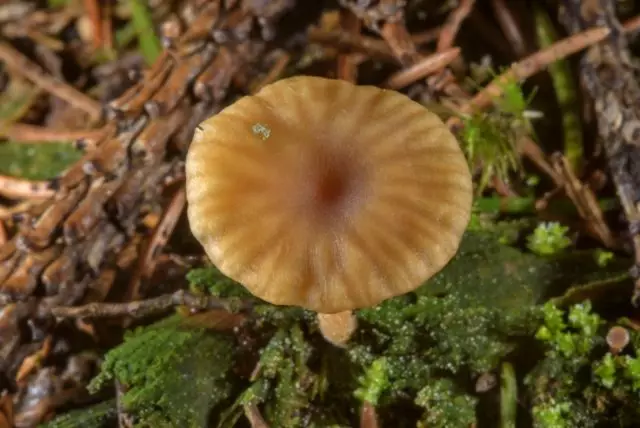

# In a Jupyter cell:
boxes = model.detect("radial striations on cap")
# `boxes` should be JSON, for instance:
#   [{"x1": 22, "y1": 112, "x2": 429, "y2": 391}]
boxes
[{"x1": 186, "y1": 76, "x2": 473, "y2": 313}]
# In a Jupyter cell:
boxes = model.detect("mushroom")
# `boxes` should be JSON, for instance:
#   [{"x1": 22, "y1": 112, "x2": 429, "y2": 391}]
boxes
[
  {"x1": 185, "y1": 76, "x2": 472, "y2": 346},
  {"x1": 606, "y1": 325, "x2": 630, "y2": 355}
]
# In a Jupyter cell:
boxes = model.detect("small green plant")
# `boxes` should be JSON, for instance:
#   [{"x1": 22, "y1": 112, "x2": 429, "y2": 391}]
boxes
[
  {"x1": 527, "y1": 222, "x2": 572, "y2": 256},
  {"x1": 415, "y1": 379, "x2": 477, "y2": 428},
  {"x1": 534, "y1": 301, "x2": 602, "y2": 361},
  {"x1": 461, "y1": 112, "x2": 519, "y2": 194},
  {"x1": 593, "y1": 352, "x2": 617, "y2": 388},
  {"x1": 460, "y1": 72, "x2": 535, "y2": 195},
  {"x1": 532, "y1": 400, "x2": 572, "y2": 428},
  {"x1": 354, "y1": 358, "x2": 389, "y2": 405},
  {"x1": 594, "y1": 249, "x2": 614, "y2": 267},
  {"x1": 528, "y1": 302, "x2": 640, "y2": 427}
]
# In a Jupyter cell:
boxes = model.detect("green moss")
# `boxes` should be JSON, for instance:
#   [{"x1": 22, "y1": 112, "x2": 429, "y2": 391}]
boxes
[
  {"x1": 187, "y1": 267, "x2": 253, "y2": 300},
  {"x1": 39, "y1": 400, "x2": 117, "y2": 428},
  {"x1": 460, "y1": 71, "x2": 534, "y2": 195},
  {"x1": 531, "y1": 400, "x2": 573, "y2": 428},
  {"x1": 88, "y1": 315, "x2": 236, "y2": 428},
  {"x1": 0, "y1": 142, "x2": 82, "y2": 180},
  {"x1": 527, "y1": 302, "x2": 640, "y2": 427},
  {"x1": 527, "y1": 222, "x2": 572, "y2": 256},
  {"x1": 354, "y1": 357, "x2": 389, "y2": 405},
  {"x1": 86, "y1": 230, "x2": 633, "y2": 426},
  {"x1": 415, "y1": 379, "x2": 477, "y2": 428}
]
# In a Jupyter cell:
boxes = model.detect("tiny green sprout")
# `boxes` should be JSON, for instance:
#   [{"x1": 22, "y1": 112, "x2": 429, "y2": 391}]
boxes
[
  {"x1": 526, "y1": 222, "x2": 572, "y2": 256},
  {"x1": 415, "y1": 379, "x2": 477, "y2": 428},
  {"x1": 593, "y1": 353, "x2": 617, "y2": 388},
  {"x1": 594, "y1": 249, "x2": 614, "y2": 267},
  {"x1": 252, "y1": 123, "x2": 271, "y2": 141},
  {"x1": 623, "y1": 356, "x2": 640, "y2": 391},
  {"x1": 532, "y1": 400, "x2": 572, "y2": 428},
  {"x1": 540, "y1": 302, "x2": 567, "y2": 333},
  {"x1": 495, "y1": 74, "x2": 537, "y2": 122},
  {"x1": 460, "y1": 69, "x2": 537, "y2": 196},
  {"x1": 526, "y1": 175, "x2": 540, "y2": 187},
  {"x1": 567, "y1": 301, "x2": 600, "y2": 336},
  {"x1": 466, "y1": 211, "x2": 484, "y2": 231},
  {"x1": 354, "y1": 357, "x2": 389, "y2": 406},
  {"x1": 535, "y1": 302, "x2": 602, "y2": 360},
  {"x1": 535, "y1": 325, "x2": 553, "y2": 341}
]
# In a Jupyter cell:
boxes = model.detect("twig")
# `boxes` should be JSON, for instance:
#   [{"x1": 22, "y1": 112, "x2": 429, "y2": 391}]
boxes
[
  {"x1": 50, "y1": 289, "x2": 252, "y2": 319},
  {"x1": 456, "y1": 25, "x2": 611, "y2": 115},
  {"x1": 0, "y1": 42, "x2": 102, "y2": 121},
  {"x1": 337, "y1": 8, "x2": 361, "y2": 82},
  {"x1": 360, "y1": 402, "x2": 379, "y2": 428},
  {"x1": 551, "y1": 153, "x2": 616, "y2": 248},
  {"x1": 126, "y1": 186, "x2": 186, "y2": 302},
  {"x1": 411, "y1": 26, "x2": 442, "y2": 45},
  {"x1": 102, "y1": 0, "x2": 113, "y2": 50},
  {"x1": 253, "y1": 51, "x2": 290, "y2": 92},
  {"x1": 380, "y1": 18, "x2": 419, "y2": 65},
  {"x1": 0, "y1": 123, "x2": 104, "y2": 144},
  {"x1": 384, "y1": 47, "x2": 460, "y2": 89},
  {"x1": 454, "y1": 15, "x2": 640, "y2": 118},
  {"x1": 518, "y1": 136, "x2": 563, "y2": 186},
  {"x1": 308, "y1": 27, "x2": 442, "y2": 62},
  {"x1": 0, "y1": 175, "x2": 54, "y2": 200},
  {"x1": 244, "y1": 403, "x2": 270, "y2": 428},
  {"x1": 307, "y1": 28, "x2": 395, "y2": 61},
  {"x1": 0, "y1": 221, "x2": 6, "y2": 245},
  {"x1": 0, "y1": 391, "x2": 14, "y2": 428},
  {"x1": 82, "y1": 0, "x2": 103, "y2": 50},
  {"x1": 436, "y1": 0, "x2": 476, "y2": 52},
  {"x1": 15, "y1": 336, "x2": 52, "y2": 383},
  {"x1": 491, "y1": 0, "x2": 527, "y2": 56},
  {"x1": 0, "y1": 200, "x2": 36, "y2": 220}
]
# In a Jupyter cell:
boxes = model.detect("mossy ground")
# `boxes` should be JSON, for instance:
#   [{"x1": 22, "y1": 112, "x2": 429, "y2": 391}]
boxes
[{"x1": 41, "y1": 228, "x2": 639, "y2": 427}]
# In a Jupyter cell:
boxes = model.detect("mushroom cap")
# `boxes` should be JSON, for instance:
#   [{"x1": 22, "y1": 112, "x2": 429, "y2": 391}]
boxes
[{"x1": 186, "y1": 76, "x2": 472, "y2": 313}]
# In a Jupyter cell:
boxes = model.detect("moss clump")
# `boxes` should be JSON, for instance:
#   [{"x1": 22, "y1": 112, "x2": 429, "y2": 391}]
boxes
[
  {"x1": 186, "y1": 268, "x2": 253, "y2": 300},
  {"x1": 219, "y1": 323, "x2": 352, "y2": 428},
  {"x1": 415, "y1": 379, "x2": 477, "y2": 428},
  {"x1": 354, "y1": 357, "x2": 389, "y2": 405},
  {"x1": 527, "y1": 302, "x2": 640, "y2": 427},
  {"x1": 527, "y1": 222, "x2": 572, "y2": 256},
  {"x1": 88, "y1": 315, "x2": 236, "y2": 428},
  {"x1": 39, "y1": 400, "x2": 117, "y2": 428}
]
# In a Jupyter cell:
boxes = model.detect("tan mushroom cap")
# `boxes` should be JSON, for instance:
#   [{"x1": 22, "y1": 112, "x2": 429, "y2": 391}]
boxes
[{"x1": 186, "y1": 76, "x2": 472, "y2": 314}]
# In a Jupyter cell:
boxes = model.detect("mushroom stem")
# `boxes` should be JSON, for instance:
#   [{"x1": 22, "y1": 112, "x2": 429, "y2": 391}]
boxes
[{"x1": 317, "y1": 310, "x2": 358, "y2": 347}]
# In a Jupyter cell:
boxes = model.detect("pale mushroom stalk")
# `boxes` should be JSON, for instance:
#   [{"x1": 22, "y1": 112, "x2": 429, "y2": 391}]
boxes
[
  {"x1": 186, "y1": 76, "x2": 473, "y2": 346},
  {"x1": 317, "y1": 311, "x2": 358, "y2": 347}
]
